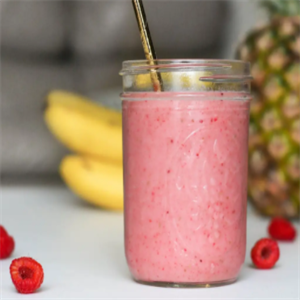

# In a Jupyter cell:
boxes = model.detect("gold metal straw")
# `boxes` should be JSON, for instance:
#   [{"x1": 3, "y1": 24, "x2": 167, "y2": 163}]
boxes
[{"x1": 132, "y1": 0, "x2": 163, "y2": 92}]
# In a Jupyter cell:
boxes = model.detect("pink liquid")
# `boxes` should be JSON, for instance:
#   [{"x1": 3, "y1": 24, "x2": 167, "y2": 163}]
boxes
[{"x1": 122, "y1": 92, "x2": 250, "y2": 284}]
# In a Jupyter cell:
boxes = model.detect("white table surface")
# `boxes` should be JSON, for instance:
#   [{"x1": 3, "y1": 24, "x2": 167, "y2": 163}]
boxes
[{"x1": 1, "y1": 183, "x2": 299, "y2": 300}]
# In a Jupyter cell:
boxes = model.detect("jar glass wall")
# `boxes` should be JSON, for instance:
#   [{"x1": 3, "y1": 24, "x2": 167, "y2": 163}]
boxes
[{"x1": 120, "y1": 60, "x2": 252, "y2": 287}]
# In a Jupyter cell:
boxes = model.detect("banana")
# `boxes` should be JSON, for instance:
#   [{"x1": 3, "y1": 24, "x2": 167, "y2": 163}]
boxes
[
  {"x1": 60, "y1": 155, "x2": 123, "y2": 211},
  {"x1": 44, "y1": 90, "x2": 122, "y2": 162}
]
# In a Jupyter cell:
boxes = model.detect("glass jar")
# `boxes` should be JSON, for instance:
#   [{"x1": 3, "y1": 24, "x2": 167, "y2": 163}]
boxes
[{"x1": 120, "y1": 60, "x2": 252, "y2": 287}]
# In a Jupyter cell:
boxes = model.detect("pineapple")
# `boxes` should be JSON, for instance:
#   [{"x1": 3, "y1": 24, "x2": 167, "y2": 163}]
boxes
[{"x1": 237, "y1": 0, "x2": 300, "y2": 218}]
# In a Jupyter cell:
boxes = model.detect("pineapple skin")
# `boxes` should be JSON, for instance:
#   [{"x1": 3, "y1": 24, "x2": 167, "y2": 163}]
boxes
[{"x1": 237, "y1": 16, "x2": 300, "y2": 218}]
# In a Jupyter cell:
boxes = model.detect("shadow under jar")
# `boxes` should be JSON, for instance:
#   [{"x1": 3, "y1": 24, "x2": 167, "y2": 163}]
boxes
[{"x1": 120, "y1": 60, "x2": 252, "y2": 287}]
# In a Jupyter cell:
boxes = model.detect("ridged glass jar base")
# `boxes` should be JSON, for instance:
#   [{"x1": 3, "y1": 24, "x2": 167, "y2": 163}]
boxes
[{"x1": 135, "y1": 277, "x2": 237, "y2": 288}]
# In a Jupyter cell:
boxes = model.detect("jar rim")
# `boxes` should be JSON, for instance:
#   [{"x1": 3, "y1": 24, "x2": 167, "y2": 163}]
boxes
[
  {"x1": 121, "y1": 58, "x2": 248, "y2": 64},
  {"x1": 120, "y1": 59, "x2": 252, "y2": 83}
]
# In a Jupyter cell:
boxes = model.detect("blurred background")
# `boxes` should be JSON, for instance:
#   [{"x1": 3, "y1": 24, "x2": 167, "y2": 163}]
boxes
[
  {"x1": 0, "y1": 0, "x2": 262, "y2": 178},
  {"x1": 1, "y1": 0, "x2": 299, "y2": 218}
]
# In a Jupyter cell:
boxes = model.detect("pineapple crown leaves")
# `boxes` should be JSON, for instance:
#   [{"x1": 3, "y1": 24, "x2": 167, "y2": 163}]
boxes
[{"x1": 261, "y1": 0, "x2": 300, "y2": 18}]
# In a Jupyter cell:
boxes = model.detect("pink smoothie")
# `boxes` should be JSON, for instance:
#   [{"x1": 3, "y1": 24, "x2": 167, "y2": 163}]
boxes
[{"x1": 122, "y1": 92, "x2": 251, "y2": 284}]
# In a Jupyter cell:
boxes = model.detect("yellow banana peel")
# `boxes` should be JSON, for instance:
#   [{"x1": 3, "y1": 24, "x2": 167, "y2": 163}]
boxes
[
  {"x1": 60, "y1": 155, "x2": 123, "y2": 211},
  {"x1": 44, "y1": 90, "x2": 122, "y2": 162}
]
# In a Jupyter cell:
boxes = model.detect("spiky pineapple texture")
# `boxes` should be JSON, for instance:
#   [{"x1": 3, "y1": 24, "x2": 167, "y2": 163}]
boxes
[{"x1": 237, "y1": 0, "x2": 300, "y2": 218}]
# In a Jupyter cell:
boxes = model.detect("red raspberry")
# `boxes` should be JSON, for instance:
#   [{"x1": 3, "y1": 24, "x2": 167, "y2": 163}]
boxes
[
  {"x1": 0, "y1": 225, "x2": 15, "y2": 259},
  {"x1": 268, "y1": 218, "x2": 297, "y2": 241},
  {"x1": 10, "y1": 257, "x2": 44, "y2": 294},
  {"x1": 251, "y1": 238, "x2": 280, "y2": 269}
]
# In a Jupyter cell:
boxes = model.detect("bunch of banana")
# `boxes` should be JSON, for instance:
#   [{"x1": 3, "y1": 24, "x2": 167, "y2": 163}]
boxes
[{"x1": 44, "y1": 90, "x2": 123, "y2": 211}]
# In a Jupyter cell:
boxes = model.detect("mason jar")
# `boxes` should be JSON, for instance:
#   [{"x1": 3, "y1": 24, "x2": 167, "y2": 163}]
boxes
[{"x1": 120, "y1": 59, "x2": 252, "y2": 287}]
